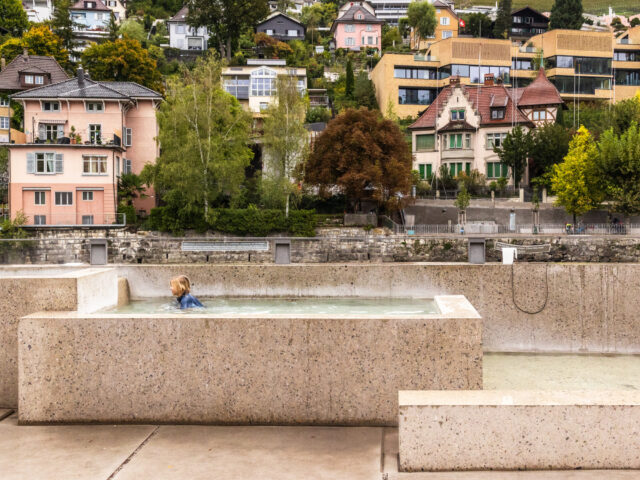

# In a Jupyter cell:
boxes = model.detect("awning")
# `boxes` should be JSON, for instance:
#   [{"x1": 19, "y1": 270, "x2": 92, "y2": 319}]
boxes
[
  {"x1": 38, "y1": 119, "x2": 67, "y2": 125},
  {"x1": 76, "y1": 187, "x2": 104, "y2": 191},
  {"x1": 22, "y1": 187, "x2": 51, "y2": 191}
]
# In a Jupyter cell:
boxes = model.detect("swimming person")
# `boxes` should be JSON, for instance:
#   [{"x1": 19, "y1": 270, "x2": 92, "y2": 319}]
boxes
[{"x1": 170, "y1": 275, "x2": 204, "y2": 309}]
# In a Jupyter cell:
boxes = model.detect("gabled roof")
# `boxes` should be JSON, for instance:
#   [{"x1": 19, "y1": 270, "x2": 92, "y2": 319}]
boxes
[
  {"x1": 11, "y1": 73, "x2": 162, "y2": 100},
  {"x1": 168, "y1": 5, "x2": 189, "y2": 22},
  {"x1": 511, "y1": 6, "x2": 549, "y2": 20},
  {"x1": 258, "y1": 11, "x2": 304, "y2": 27},
  {"x1": 71, "y1": 0, "x2": 111, "y2": 11},
  {"x1": 409, "y1": 83, "x2": 534, "y2": 130},
  {"x1": 513, "y1": 68, "x2": 563, "y2": 106},
  {"x1": 0, "y1": 54, "x2": 69, "y2": 91},
  {"x1": 334, "y1": 3, "x2": 383, "y2": 24},
  {"x1": 433, "y1": 0, "x2": 459, "y2": 19}
]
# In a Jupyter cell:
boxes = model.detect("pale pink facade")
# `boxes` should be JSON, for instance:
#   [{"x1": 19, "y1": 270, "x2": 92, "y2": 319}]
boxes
[
  {"x1": 333, "y1": 22, "x2": 382, "y2": 51},
  {"x1": 9, "y1": 74, "x2": 161, "y2": 226}
]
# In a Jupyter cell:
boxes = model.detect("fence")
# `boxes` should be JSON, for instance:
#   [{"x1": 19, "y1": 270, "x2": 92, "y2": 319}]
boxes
[{"x1": 2, "y1": 213, "x2": 126, "y2": 228}]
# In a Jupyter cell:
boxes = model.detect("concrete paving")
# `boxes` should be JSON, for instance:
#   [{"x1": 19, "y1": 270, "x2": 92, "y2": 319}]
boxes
[
  {"x1": 113, "y1": 426, "x2": 383, "y2": 480},
  {"x1": 0, "y1": 414, "x2": 155, "y2": 480}
]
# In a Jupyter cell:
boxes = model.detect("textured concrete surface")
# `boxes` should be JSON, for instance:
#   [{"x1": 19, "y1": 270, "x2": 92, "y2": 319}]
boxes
[
  {"x1": 484, "y1": 353, "x2": 640, "y2": 390},
  {"x1": 0, "y1": 268, "x2": 117, "y2": 408},
  {"x1": 117, "y1": 276, "x2": 130, "y2": 307},
  {"x1": 114, "y1": 426, "x2": 382, "y2": 480},
  {"x1": 398, "y1": 390, "x2": 640, "y2": 471},
  {"x1": 118, "y1": 263, "x2": 640, "y2": 353},
  {"x1": 0, "y1": 414, "x2": 155, "y2": 480},
  {"x1": 18, "y1": 296, "x2": 481, "y2": 425}
]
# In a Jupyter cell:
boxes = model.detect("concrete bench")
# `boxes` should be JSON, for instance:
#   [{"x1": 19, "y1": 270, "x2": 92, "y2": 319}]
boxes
[{"x1": 399, "y1": 390, "x2": 640, "y2": 471}]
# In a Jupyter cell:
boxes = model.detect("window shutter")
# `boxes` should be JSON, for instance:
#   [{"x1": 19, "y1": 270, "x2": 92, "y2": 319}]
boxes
[
  {"x1": 57, "y1": 124, "x2": 64, "y2": 138},
  {"x1": 55, "y1": 153, "x2": 64, "y2": 173},
  {"x1": 502, "y1": 164, "x2": 508, "y2": 178},
  {"x1": 38, "y1": 123, "x2": 46, "y2": 140},
  {"x1": 426, "y1": 164, "x2": 432, "y2": 178},
  {"x1": 26, "y1": 153, "x2": 35, "y2": 173},
  {"x1": 487, "y1": 163, "x2": 493, "y2": 178},
  {"x1": 465, "y1": 163, "x2": 470, "y2": 175},
  {"x1": 419, "y1": 164, "x2": 425, "y2": 179}
]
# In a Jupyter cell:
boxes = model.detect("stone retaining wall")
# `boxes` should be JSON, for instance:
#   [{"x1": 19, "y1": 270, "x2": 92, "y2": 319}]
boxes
[{"x1": 4, "y1": 229, "x2": 640, "y2": 264}]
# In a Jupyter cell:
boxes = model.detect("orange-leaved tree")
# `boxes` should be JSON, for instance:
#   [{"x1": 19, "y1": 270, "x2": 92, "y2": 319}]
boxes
[{"x1": 305, "y1": 108, "x2": 412, "y2": 213}]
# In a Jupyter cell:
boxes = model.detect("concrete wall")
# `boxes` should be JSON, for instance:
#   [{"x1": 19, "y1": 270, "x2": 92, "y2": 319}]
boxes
[
  {"x1": 0, "y1": 267, "x2": 117, "y2": 408},
  {"x1": 399, "y1": 390, "x2": 640, "y2": 471},
  {"x1": 118, "y1": 263, "x2": 640, "y2": 354},
  {"x1": 18, "y1": 296, "x2": 482, "y2": 425}
]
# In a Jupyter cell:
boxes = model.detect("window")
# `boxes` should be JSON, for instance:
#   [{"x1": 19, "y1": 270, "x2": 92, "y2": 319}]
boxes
[
  {"x1": 447, "y1": 162, "x2": 469, "y2": 176},
  {"x1": 187, "y1": 37, "x2": 204, "y2": 50},
  {"x1": 512, "y1": 59, "x2": 533, "y2": 70},
  {"x1": 394, "y1": 67, "x2": 440, "y2": 79},
  {"x1": 83, "y1": 191, "x2": 93, "y2": 201},
  {"x1": 366, "y1": 24, "x2": 372, "y2": 31},
  {"x1": 116, "y1": 156, "x2": 120, "y2": 176},
  {"x1": 42, "y1": 101, "x2": 60, "y2": 112},
  {"x1": 345, "y1": 24, "x2": 355, "y2": 32},
  {"x1": 0, "y1": 97, "x2": 8, "y2": 106},
  {"x1": 25, "y1": 75, "x2": 34, "y2": 84},
  {"x1": 449, "y1": 134, "x2": 463, "y2": 149},
  {"x1": 82, "y1": 215, "x2": 94, "y2": 225},
  {"x1": 40, "y1": 123, "x2": 63, "y2": 141},
  {"x1": 442, "y1": 30, "x2": 452, "y2": 39},
  {"x1": 464, "y1": 133, "x2": 471, "y2": 149},
  {"x1": 83, "y1": 155, "x2": 107, "y2": 174},
  {"x1": 89, "y1": 124, "x2": 101, "y2": 143},
  {"x1": 451, "y1": 109, "x2": 465, "y2": 121},
  {"x1": 532, "y1": 110, "x2": 547, "y2": 121},
  {"x1": 418, "y1": 163, "x2": 432, "y2": 179},
  {"x1": 0, "y1": 117, "x2": 8, "y2": 129},
  {"x1": 524, "y1": 17, "x2": 532, "y2": 23},
  {"x1": 415, "y1": 134, "x2": 435, "y2": 151},
  {"x1": 251, "y1": 67, "x2": 277, "y2": 96},
  {"x1": 486, "y1": 162, "x2": 508, "y2": 178},
  {"x1": 491, "y1": 108, "x2": 505, "y2": 120},
  {"x1": 259, "y1": 102, "x2": 269, "y2": 111},
  {"x1": 34, "y1": 191, "x2": 46, "y2": 205},
  {"x1": 86, "y1": 102, "x2": 103, "y2": 112},
  {"x1": 552, "y1": 76, "x2": 611, "y2": 94},
  {"x1": 35, "y1": 76, "x2": 44, "y2": 87},
  {"x1": 615, "y1": 70, "x2": 640, "y2": 86},
  {"x1": 486, "y1": 132, "x2": 508, "y2": 149},
  {"x1": 124, "y1": 127, "x2": 132, "y2": 146},
  {"x1": 176, "y1": 25, "x2": 185, "y2": 34},
  {"x1": 367, "y1": 36, "x2": 373, "y2": 44},
  {"x1": 34, "y1": 215, "x2": 46, "y2": 225},
  {"x1": 451, "y1": 65, "x2": 470, "y2": 77},
  {"x1": 33, "y1": 152, "x2": 58, "y2": 174},
  {"x1": 469, "y1": 66, "x2": 510, "y2": 84},
  {"x1": 345, "y1": 37, "x2": 355, "y2": 46},
  {"x1": 287, "y1": 30, "x2": 298, "y2": 36},
  {"x1": 398, "y1": 87, "x2": 436, "y2": 105},
  {"x1": 440, "y1": 17, "x2": 450, "y2": 25},
  {"x1": 356, "y1": 13, "x2": 363, "y2": 19},
  {"x1": 123, "y1": 158, "x2": 132, "y2": 174},
  {"x1": 614, "y1": 51, "x2": 639, "y2": 62},
  {"x1": 266, "y1": 29, "x2": 274, "y2": 35},
  {"x1": 55, "y1": 192, "x2": 72, "y2": 206}
]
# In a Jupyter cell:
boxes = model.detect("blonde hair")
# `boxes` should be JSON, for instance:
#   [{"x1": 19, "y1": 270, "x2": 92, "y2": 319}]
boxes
[{"x1": 170, "y1": 275, "x2": 191, "y2": 296}]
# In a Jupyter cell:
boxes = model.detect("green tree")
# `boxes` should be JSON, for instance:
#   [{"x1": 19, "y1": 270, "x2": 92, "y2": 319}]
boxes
[
  {"x1": 0, "y1": 0, "x2": 28, "y2": 37},
  {"x1": 81, "y1": 36, "x2": 164, "y2": 93},
  {"x1": 551, "y1": 126, "x2": 603, "y2": 224},
  {"x1": 51, "y1": 0, "x2": 77, "y2": 54},
  {"x1": 494, "y1": 126, "x2": 533, "y2": 188},
  {"x1": 305, "y1": 107, "x2": 331, "y2": 123},
  {"x1": 0, "y1": 25, "x2": 70, "y2": 68},
  {"x1": 262, "y1": 77, "x2": 309, "y2": 215},
  {"x1": 454, "y1": 185, "x2": 471, "y2": 212},
  {"x1": 597, "y1": 123, "x2": 640, "y2": 219},
  {"x1": 610, "y1": 17, "x2": 627, "y2": 33},
  {"x1": 529, "y1": 123, "x2": 573, "y2": 186},
  {"x1": 462, "y1": 13, "x2": 493, "y2": 38},
  {"x1": 493, "y1": 0, "x2": 512, "y2": 39},
  {"x1": 549, "y1": 0, "x2": 583, "y2": 30},
  {"x1": 107, "y1": 13, "x2": 119, "y2": 42},
  {"x1": 407, "y1": 0, "x2": 436, "y2": 49},
  {"x1": 305, "y1": 108, "x2": 412, "y2": 212},
  {"x1": 382, "y1": 27, "x2": 403, "y2": 50},
  {"x1": 118, "y1": 18, "x2": 146, "y2": 43},
  {"x1": 187, "y1": 0, "x2": 269, "y2": 61},
  {"x1": 353, "y1": 70, "x2": 377, "y2": 109},
  {"x1": 631, "y1": 18, "x2": 640, "y2": 28},
  {"x1": 141, "y1": 55, "x2": 253, "y2": 221},
  {"x1": 345, "y1": 59, "x2": 354, "y2": 99}
]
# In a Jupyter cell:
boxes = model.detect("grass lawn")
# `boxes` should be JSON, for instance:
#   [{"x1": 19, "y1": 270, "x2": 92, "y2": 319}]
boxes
[{"x1": 465, "y1": 0, "x2": 640, "y2": 17}]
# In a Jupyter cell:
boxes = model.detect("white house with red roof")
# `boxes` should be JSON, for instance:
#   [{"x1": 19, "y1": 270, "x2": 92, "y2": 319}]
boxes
[{"x1": 409, "y1": 69, "x2": 563, "y2": 184}]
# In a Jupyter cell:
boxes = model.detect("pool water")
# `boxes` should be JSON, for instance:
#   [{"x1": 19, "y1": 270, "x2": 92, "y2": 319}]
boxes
[
  {"x1": 105, "y1": 297, "x2": 439, "y2": 316},
  {"x1": 484, "y1": 353, "x2": 640, "y2": 390}
]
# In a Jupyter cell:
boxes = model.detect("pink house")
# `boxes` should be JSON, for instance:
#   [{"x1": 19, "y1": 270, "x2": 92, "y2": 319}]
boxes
[
  {"x1": 331, "y1": 1, "x2": 384, "y2": 52},
  {"x1": 8, "y1": 67, "x2": 162, "y2": 226}
]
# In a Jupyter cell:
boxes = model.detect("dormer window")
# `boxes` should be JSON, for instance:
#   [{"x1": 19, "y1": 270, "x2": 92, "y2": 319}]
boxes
[
  {"x1": 42, "y1": 101, "x2": 60, "y2": 112},
  {"x1": 25, "y1": 74, "x2": 44, "y2": 85},
  {"x1": 491, "y1": 108, "x2": 505, "y2": 120},
  {"x1": 356, "y1": 12, "x2": 363, "y2": 19},
  {"x1": 84, "y1": 1, "x2": 96, "y2": 8},
  {"x1": 451, "y1": 109, "x2": 465, "y2": 121}
]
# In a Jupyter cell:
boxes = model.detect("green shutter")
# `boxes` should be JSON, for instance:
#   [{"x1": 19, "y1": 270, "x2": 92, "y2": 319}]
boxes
[
  {"x1": 487, "y1": 162, "x2": 493, "y2": 178},
  {"x1": 416, "y1": 134, "x2": 435, "y2": 151},
  {"x1": 449, "y1": 135, "x2": 454, "y2": 149},
  {"x1": 457, "y1": 163, "x2": 462, "y2": 174},
  {"x1": 502, "y1": 163, "x2": 508, "y2": 177},
  {"x1": 449, "y1": 163, "x2": 456, "y2": 176},
  {"x1": 457, "y1": 134, "x2": 462, "y2": 148},
  {"x1": 465, "y1": 162, "x2": 470, "y2": 174},
  {"x1": 419, "y1": 164, "x2": 425, "y2": 179},
  {"x1": 426, "y1": 164, "x2": 432, "y2": 178}
]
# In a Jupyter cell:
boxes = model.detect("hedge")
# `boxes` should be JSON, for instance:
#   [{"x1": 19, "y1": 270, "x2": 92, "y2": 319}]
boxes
[{"x1": 148, "y1": 207, "x2": 316, "y2": 237}]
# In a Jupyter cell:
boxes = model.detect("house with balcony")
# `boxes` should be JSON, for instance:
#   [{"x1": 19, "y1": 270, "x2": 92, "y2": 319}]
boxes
[
  {"x1": 22, "y1": 0, "x2": 53, "y2": 22},
  {"x1": 70, "y1": 0, "x2": 112, "y2": 50},
  {"x1": 409, "y1": 71, "x2": 562, "y2": 185},
  {"x1": 331, "y1": 1, "x2": 384, "y2": 52},
  {"x1": 0, "y1": 51, "x2": 69, "y2": 144},
  {"x1": 613, "y1": 26, "x2": 640, "y2": 100},
  {"x1": 510, "y1": 7, "x2": 549, "y2": 42},
  {"x1": 167, "y1": 5, "x2": 210, "y2": 51},
  {"x1": 7, "y1": 67, "x2": 162, "y2": 226},
  {"x1": 256, "y1": 12, "x2": 306, "y2": 42}
]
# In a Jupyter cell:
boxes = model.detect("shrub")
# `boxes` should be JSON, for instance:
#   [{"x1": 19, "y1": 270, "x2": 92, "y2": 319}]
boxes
[{"x1": 117, "y1": 204, "x2": 137, "y2": 225}]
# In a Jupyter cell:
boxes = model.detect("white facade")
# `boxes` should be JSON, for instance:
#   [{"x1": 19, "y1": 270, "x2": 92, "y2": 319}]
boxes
[
  {"x1": 22, "y1": 0, "x2": 53, "y2": 22},
  {"x1": 103, "y1": 0, "x2": 126, "y2": 22},
  {"x1": 168, "y1": 21, "x2": 209, "y2": 51}
]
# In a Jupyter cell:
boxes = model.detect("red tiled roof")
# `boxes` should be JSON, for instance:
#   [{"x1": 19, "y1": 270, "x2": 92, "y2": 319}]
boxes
[
  {"x1": 410, "y1": 83, "x2": 534, "y2": 130},
  {"x1": 515, "y1": 68, "x2": 564, "y2": 106}
]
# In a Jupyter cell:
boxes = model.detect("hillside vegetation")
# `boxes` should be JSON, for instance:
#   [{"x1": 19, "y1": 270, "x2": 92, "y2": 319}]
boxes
[{"x1": 464, "y1": 0, "x2": 640, "y2": 16}]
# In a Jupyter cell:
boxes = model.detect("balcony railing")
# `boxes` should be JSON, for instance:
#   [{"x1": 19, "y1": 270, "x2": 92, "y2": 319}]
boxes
[
  {"x1": 414, "y1": 54, "x2": 437, "y2": 62},
  {"x1": 23, "y1": 133, "x2": 123, "y2": 147},
  {"x1": 21, "y1": 213, "x2": 126, "y2": 228}
]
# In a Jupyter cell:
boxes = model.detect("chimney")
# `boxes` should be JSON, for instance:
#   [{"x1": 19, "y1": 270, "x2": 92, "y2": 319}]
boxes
[
  {"x1": 1, "y1": 58, "x2": 5, "y2": 71},
  {"x1": 23, "y1": 48, "x2": 28, "y2": 59},
  {"x1": 77, "y1": 65, "x2": 84, "y2": 85},
  {"x1": 484, "y1": 73, "x2": 495, "y2": 86},
  {"x1": 450, "y1": 75, "x2": 461, "y2": 86}
]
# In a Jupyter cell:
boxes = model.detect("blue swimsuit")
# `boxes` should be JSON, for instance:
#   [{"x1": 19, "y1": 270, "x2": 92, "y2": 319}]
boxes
[{"x1": 178, "y1": 293, "x2": 203, "y2": 309}]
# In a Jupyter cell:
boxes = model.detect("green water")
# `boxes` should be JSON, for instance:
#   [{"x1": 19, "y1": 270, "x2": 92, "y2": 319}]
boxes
[
  {"x1": 105, "y1": 297, "x2": 439, "y2": 316},
  {"x1": 484, "y1": 353, "x2": 640, "y2": 390}
]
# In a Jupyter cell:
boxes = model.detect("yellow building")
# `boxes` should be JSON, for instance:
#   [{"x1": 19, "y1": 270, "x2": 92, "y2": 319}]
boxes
[
  {"x1": 410, "y1": 0, "x2": 459, "y2": 50},
  {"x1": 0, "y1": 96, "x2": 11, "y2": 143},
  {"x1": 374, "y1": 28, "x2": 640, "y2": 120}
]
